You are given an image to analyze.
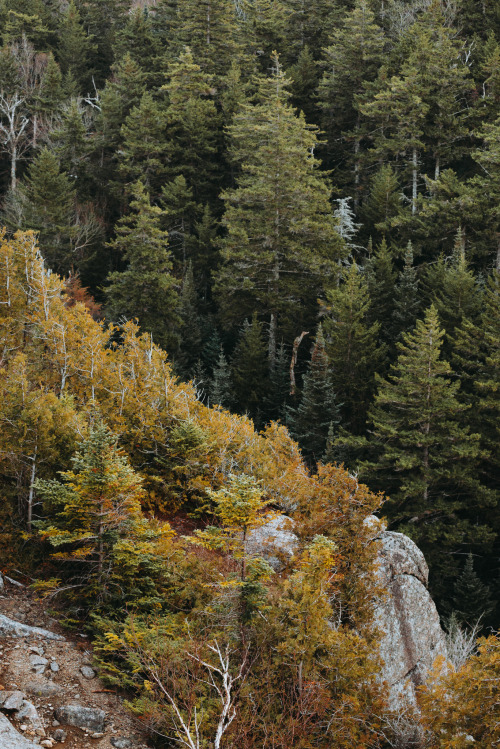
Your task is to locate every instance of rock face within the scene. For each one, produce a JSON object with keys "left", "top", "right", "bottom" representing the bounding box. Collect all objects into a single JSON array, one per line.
[
  {"left": 246, "top": 515, "right": 299, "bottom": 570},
  {"left": 367, "top": 517, "right": 448, "bottom": 707}
]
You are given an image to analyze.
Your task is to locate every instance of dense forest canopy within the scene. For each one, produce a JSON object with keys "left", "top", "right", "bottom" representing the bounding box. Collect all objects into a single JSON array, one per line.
[{"left": 0, "top": 0, "right": 499, "bottom": 744}]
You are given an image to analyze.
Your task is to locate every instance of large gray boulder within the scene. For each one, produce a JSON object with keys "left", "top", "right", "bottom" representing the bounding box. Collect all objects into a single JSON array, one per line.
[
  {"left": 366, "top": 517, "right": 448, "bottom": 707},
  {"left": 0, "top": 713, "right": 39, "bottom": 749},
  {"left": 246, "top": 515, "right": 299, "bottom": 570}
]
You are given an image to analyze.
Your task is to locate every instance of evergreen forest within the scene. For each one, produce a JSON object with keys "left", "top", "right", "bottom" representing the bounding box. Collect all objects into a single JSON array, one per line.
[{"left": 0, "top": 0, "right": 499, "bottom": 745}]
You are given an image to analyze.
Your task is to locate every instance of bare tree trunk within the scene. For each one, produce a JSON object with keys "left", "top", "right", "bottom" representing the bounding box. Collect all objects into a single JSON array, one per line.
[
  {"left": 11, "top": 143, "right": 17, "bottom": 192},
  {"left": 412, "top": 147, "right": 418, "bottom": 214},
  {"left": 27, "top": 443, "right": 37, "bottom": 532}
]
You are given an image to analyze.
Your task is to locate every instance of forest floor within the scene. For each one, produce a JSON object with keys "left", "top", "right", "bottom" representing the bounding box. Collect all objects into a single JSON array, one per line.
[{"left": 0, "top": 577, "right": 150, "bottom": 748}]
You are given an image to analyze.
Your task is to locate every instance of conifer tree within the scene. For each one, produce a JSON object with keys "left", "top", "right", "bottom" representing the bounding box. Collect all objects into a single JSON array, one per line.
[
  {"left": 391, "top": 241, "right": 420, "bottom": 340},
  {"left": 289, "top": 324, "right": 340, "bottom": 463},
  {"left": 52, "top": 99, "right": 93, "bottom": 202},
  {"left": 209, "top": 347, "right": 233, "bottom": 408},
  {"left": 105, "top": 181, "right": 179, "bottom": 349},
  {"left": 323, "top": 262, "right": 383, "bottom": 431},
  {"left": 35, "top": 420, "right": 148, "bottom": 603},
  {"left": 119, "top": 92, "right": 167, "bottom": 196},
  {"left": 451, "top": 553, "right": 495, "bottom": 626},
  {"left": 98, "top": 53, "right": 147, "bottom": 153},
  {"left": 363, "top": 305, "right": 492, "bottom": 597},
  {"left": 22, "top": 147, "right": 76, "bottom": 275},
  {"left": 318, "top": 0, "right": 385, "bottom": 187},
  {"left": 215, "top": 54, "right": 344, "bottom": 366},
  {"left": 112, "top": 8, "right": 162, "bottom": 85},
  {"left": 176, "top": 262, "right": 203, "bottom": 378},
  {"left": 177, "top": 0, "right": 241, "bottom": 78},
  {"left": 360, "top": 164, "right": 401, "bottom": 240},
  {"left": 425, "top": 231, "right": 481, "bottom": 354},
  {"left": 365, "top": 237, "right": 396, "bottom": 339},
  {"left": 162, "top": 48, "right": 221, "bottom": 206},
  {"left": 57, "top": 1, "right": 93, "bottom": 92},
  {"left": 231, "top": 314, "right": 268, "bottom": 422}
]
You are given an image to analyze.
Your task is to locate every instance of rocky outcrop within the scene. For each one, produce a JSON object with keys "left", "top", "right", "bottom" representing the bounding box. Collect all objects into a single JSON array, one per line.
[
  {"left": 246, "top": 515, "right": 299, "bottom": 570},
  {"left": 365, "top": 516, "right": 448, "bottom": 707}
]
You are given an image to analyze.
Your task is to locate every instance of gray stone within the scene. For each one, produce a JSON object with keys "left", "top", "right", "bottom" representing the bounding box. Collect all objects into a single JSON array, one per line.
[
  {"left": 80, "top": 665, "right": 96, "bottom": 679},
  {"left": 17, "top": 700, "right": 43, "bottom": 729},
  {"left": 50, "top": 662, "right": 59, "bottom": 673},
  {"left": 0, "top": 571, "right": 4, "bottom": 593},
  {"left": 26, "top": 682, "right": 62, "bottom": 698},
  {"left": 53, "top": 728, "right": 67, "bottom": 742},
  {"left": 246, "top": 515, "right": 299, "bottom": 570},
  {"left": 369, "top": 522, "right": 448, "bottom": 708},
  {"left": 2, "top": 690, "right": 26, "bottom": 711},
  {"left": 30, "top": 655, "right": 49, "bottom": 675},
  {"left": 111, "top": 739, "right": 134, "bottom": 749},
  {"left": 0, "top": 614, "right": 64, "bottom": 641},
  {"left": 0, "top": 713, "right": 40, "bottom": 748},
  {"left": 54, "top": 705, "right": 107, "bottom": 732}
]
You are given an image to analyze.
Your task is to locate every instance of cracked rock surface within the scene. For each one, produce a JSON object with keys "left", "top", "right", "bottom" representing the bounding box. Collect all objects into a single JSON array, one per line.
[{"left": 366, "top": 518, "right": 448, "bottom": 708}]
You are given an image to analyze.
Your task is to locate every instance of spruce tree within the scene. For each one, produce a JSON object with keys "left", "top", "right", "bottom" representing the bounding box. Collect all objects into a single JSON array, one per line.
[
  {"left": 365, "top": 237, "right": 396, "bottom": 340},
  {"left": 425, "top": 231, "right": 481, "bottom": 355},
  {"left": 119, "top": 92, "right": 168, "bottom": 196},
  {"left": 23, "top": 148, "right": 76, "bottom": 275},
  {"left": 318, "top": 0, "right": 385, "bottom": 188},
  {"left": 215, "top": 54, "right": 344, "bottom": 367},
  {"left": 209, "top": 347, "right": 233, "bottom": 408},
  {"left": 451, "top": 553, "right": 495, "bottom": 626},
  {"left": 57, "top": 1, "right": 94, "bottom": 92},
  {"left": 360, "top": 164, "right": 401, "bottom": 240},
  {"left": 231, "top": 314, "right": 268, "bottom": 423},
  {"left": 323, "top": 262, "right": 383, "bottom": 432},
  {"left": 289, "top": 324, "right": 340, "bottom": 463},
  {"left": 363, "top": 305, "right": 493, "bottom": 599},
  {"left": 391, "top": 241, "right": 420, "bottom": 340},
  {"left": 161, "top": 47, "right": 221, "bottom": 206},
  {"left": 176, "top": 262, "right": 203, "bottom": 378},
  {"left": 105, "top": 181, "right": 179, "bottom": 350}
]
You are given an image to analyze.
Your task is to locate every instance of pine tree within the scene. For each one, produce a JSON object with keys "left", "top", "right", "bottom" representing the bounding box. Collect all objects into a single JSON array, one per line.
[
  {"left": 209, "top": 347, "right": 233, "bottom": 408},
  {"left": 318, "top": 0, "right": 385, "bottom": 191},
  {"left": 112, "top": 8, "right": 162, "bottom": 85},
  {"left": 364, "top": 237, "right": 396, "bottom": 339},
  {"left": 451, "top": 553, "right": 495, "bottom": 626},
  {"left": 35, "top": 420, "right": 147, "bottom": 604},
  {"left": 98, "top": 53, "right": 147, "bottom": 153},
  {"left": 119, "top": 92, "right": 167, "bottom": 196},
  {"left": 231, "top": 314, "right": 269, "bottom": 422},
  {"left": 391, "top": 241, "right": 420, "bottom": 340},
  {"left": 176, "top": 262, "right": 203, "bottom": 378},
  {"left": 161, "top": 47, "right": 221, "bottom": 206},
  {"left": 289, "top": 324, "right": 340, "bottom": 463},
  {"left": 323, "top": 262, "right": 383, "bottom": 432},
  {"left": 57, "top": 1, "right": 94, "bottom": 93},
  {"left": 425, "top": 231, "right": 481, "bottom": 355},
  {"left": 52, "top": 99, "right": 93, "bottom": 202},
  {"left": 363, "top": 306, "right": 493, "bottom": 599},
  {"left": 360, "top": 164, "right": 401, "bottom": 240},
  {"left": 177, "top": 0, "right": 242, "bottom": 79},
  {"left": 215, "top": 54, "right": 345, "bottom": 367},
  {"left": 22, "top": 147, "right": 76, "bottom": 275},
  {"left": 105, "top": 181, "right": 179, "bottom": 349}
]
